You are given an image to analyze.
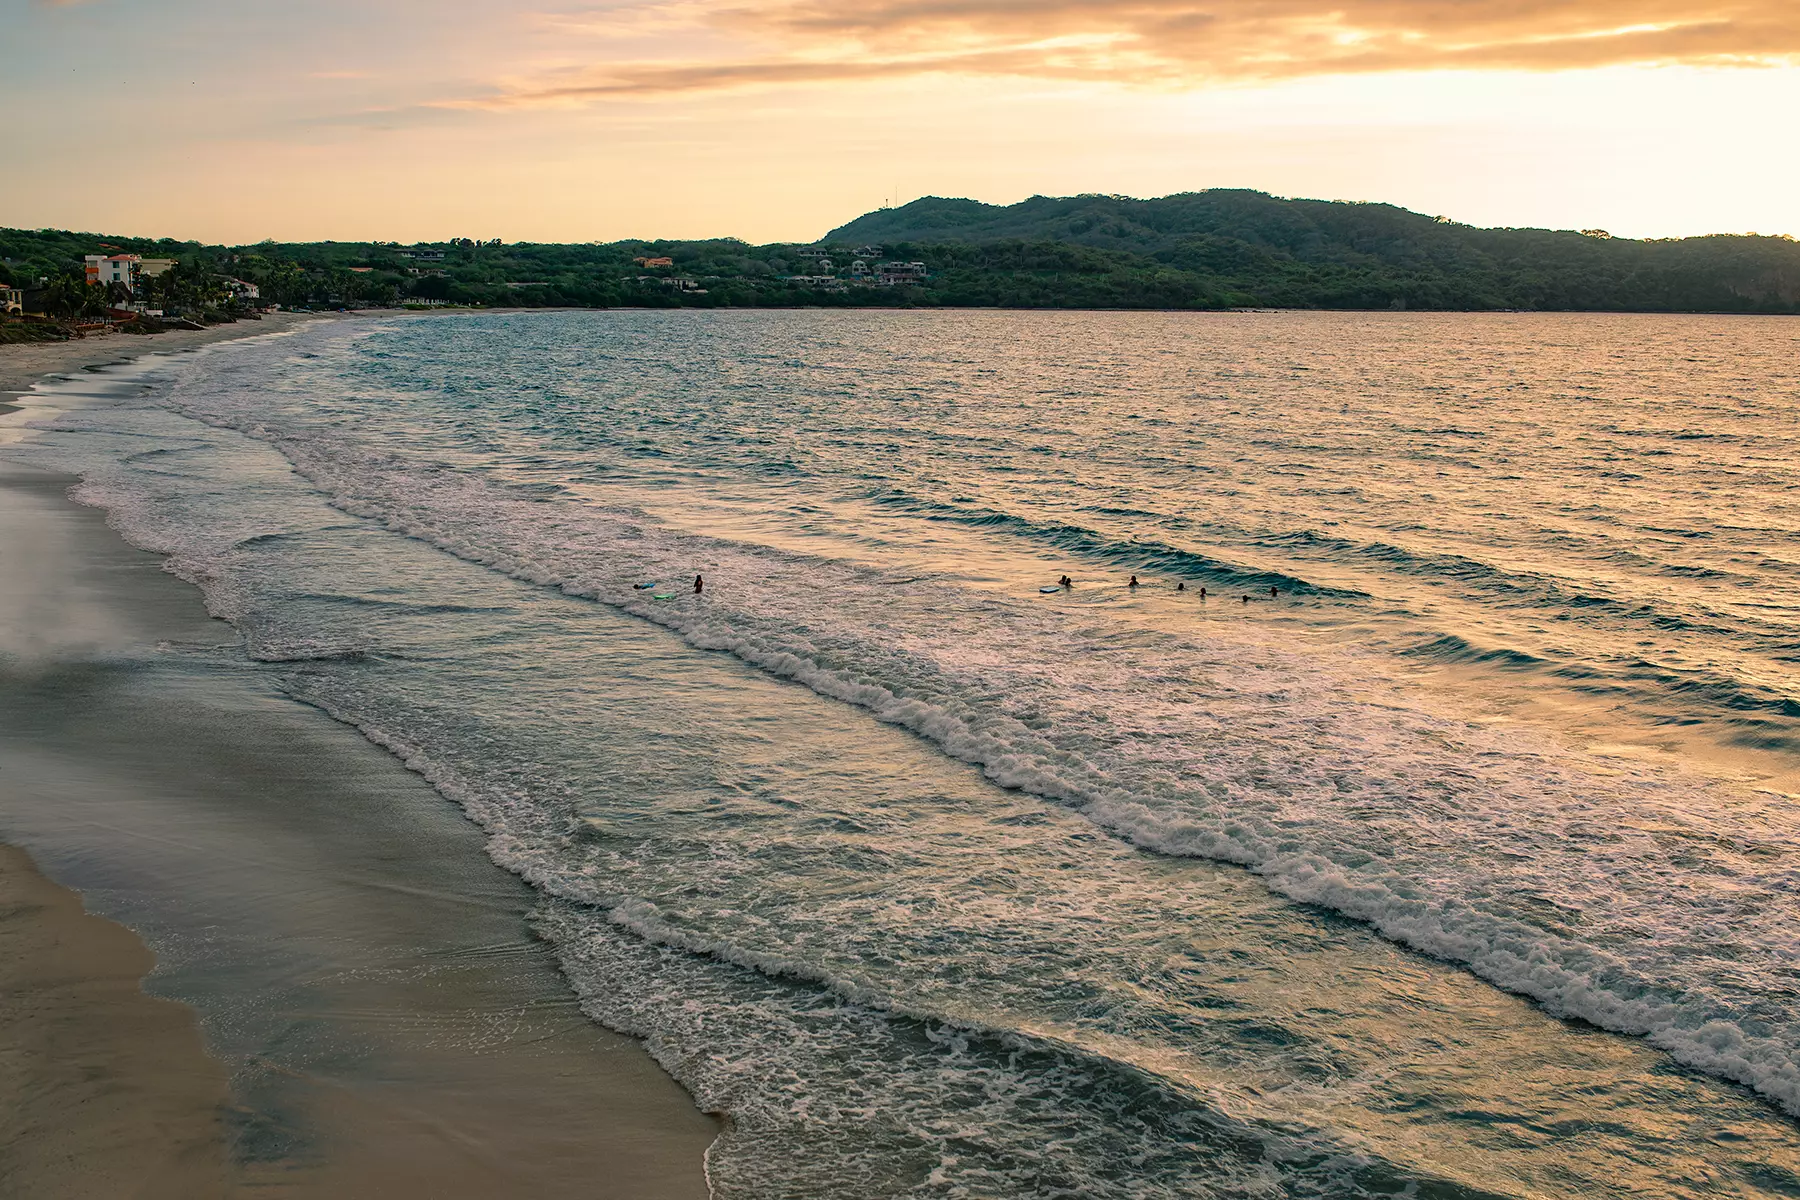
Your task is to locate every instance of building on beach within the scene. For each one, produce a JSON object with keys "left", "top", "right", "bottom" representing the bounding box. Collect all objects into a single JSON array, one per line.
[{"left": 85, "top": 253, "right": 141, "bottom": 290}]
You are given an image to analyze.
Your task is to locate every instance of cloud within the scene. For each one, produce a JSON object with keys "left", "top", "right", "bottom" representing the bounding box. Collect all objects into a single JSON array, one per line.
[{"left": 461, "top": 0, "right": 1800, "bottom": 104}]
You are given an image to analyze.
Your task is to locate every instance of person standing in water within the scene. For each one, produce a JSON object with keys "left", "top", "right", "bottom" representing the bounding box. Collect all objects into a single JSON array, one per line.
[
  {"left": 694, "top": 574, "right": 704, "bottom": 594},
  {"left": 1128, "top": 576, "right": 1140, "bottom": 588},
  {"left": 1176, "top": 581, "right": 1185, "bottom": 592},
  {"left": 1269, "top": 584, "right": 1279, "bottom": 599},
  {"left": 1059, "top": 575, "right": 1072, "bottom": 588}
]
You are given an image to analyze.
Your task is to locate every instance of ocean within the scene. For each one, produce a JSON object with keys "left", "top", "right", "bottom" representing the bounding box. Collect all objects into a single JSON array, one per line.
[{"left": 10, "top": 308, "right": 1800, "bottom": 1197}]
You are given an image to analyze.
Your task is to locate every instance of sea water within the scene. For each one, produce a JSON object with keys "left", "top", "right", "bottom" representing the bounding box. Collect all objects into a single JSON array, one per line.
[{"left": 8, "top": 309, "right": 1800, "bottom": 1197}]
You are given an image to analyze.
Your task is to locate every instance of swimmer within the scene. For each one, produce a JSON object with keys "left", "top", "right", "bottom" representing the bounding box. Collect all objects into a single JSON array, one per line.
[
  {"left": 1242, "top": 595, "right": 1249, "bottom": 604},
  {"left": 1176, "top": 580, "right": 1185, "bottom": 592},
  {"left": 694, "top": 574, "right": 704, "bottom": 594},
  {"left": 1128, "top": 575, "right": 1140, "bottom": 588}
]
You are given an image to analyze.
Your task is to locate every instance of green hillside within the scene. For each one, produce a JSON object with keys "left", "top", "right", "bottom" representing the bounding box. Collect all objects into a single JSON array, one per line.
[
  {"left": 5, "top": 190, "right": 1798, "bottom": 316},
  {"left": 827, "top": 191, "right": 1800, "bottom": 312}
]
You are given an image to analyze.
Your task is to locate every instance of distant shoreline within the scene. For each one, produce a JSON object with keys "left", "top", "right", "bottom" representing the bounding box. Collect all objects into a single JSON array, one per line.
[
  {"left": 0, "top": 312, "right": 333, "bottom": 407},
  {"left": 0, "top": 340, "right": 717, "bottom": 1196}
]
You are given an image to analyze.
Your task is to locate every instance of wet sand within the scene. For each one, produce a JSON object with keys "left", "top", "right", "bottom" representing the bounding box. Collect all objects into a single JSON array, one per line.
[
  {"left": 0, "top": 315, "right": 328, "bottom": 406},
  {"left": 0, "top": 358, "right": 717, "bottom": 1194},
  {"left": 0, "top": 842, "right": 233, "bottom": 1199}
]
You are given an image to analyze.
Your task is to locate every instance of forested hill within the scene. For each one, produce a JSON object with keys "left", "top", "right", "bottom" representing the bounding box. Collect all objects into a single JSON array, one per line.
[
  {"left": 6, "top": 191, "right": 1798, "bottom": 315},
  {"left": 827, "top": 191, "right": 1800, "bottom": 312}
]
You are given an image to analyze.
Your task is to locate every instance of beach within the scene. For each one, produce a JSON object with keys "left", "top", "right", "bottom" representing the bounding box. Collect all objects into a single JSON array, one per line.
[
  {"left": 4, "top": 307, "right": 1798, "bottom": 1197},
  {"left": 0, "top": 326, "right": 718, "bottom": 1196},
  {"left": 0, "top": 318, "right": 326, "bottom": 408}
]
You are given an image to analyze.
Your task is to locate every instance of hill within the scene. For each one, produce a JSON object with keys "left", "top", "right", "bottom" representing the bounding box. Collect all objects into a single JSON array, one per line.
[
  {"left": 826, "top": 190, "right": 1800, "bottom": 312},
  {"left": 5, "top": 191, "right": 1798, "bottom": 316}
]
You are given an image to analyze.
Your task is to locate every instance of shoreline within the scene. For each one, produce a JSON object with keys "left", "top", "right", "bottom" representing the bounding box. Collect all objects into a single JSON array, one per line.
[
  {"left": 0, "top": 334, "right": 718, "bottom": 1196},
  {"left": 0, "top": 313, "right": 336, "bottom": 405},
  {"left": 0, "top": 841, "right": 233, "bottom": 1199}
]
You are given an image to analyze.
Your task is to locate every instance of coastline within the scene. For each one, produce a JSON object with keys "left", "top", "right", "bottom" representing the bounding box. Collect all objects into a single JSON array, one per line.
[
  {"left": 0, "top": 314, "right": 333, "bottom": 408},
  {"left": 0, "top": 841, "right": 233, "bottom": 1200},
  {"left": 0, "top": 331, "right": 719, "bottom": 1196}
]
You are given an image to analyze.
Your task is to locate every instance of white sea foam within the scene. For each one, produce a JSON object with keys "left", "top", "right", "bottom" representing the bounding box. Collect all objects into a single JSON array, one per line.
[
  {"left": 105, "top": 322, "right": 1800, "bottom": 1124},
  {"left": 13, "top": 320, "right": 1800, "bottom": 1200}
]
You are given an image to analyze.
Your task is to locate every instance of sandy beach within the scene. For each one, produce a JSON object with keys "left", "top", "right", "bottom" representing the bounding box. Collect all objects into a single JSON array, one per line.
[
  {"left": 0, "top": 317, "right": 331, "bottom": 408},
  {"left": 0, "top": 842, "right": 234, "bottom": 1199},
  {"left": 0, "top": 329, "right": 717, "bottom": 1196}
]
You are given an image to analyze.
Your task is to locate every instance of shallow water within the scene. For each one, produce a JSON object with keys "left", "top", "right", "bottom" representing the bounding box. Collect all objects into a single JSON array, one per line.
[{"left": 6, "top": 310, "right": 1800, "bottom": 1197}]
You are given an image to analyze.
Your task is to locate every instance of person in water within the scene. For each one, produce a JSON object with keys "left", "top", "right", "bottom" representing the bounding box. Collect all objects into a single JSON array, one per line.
[
  {"left": 1059, "top": 575, "right": 1072, "bottom": 588},
  {"left": 1242, "top": 594, "right": 1249, "bottom": 604},
  {"left": 1128, "top": 576, "right": 1140, "bottom": 588},
  {"left": 694, "top": 574, "right": 704, "bottom": 594},
  {"left": 1199, "top": 587, "right": 1207, "bottom": 599},
  {"left": 1269, "top": 584, "right": 1279, "bottom": 599},
  {"left": 1176, "top": 580, "right": 1185, "bottom": 592}
]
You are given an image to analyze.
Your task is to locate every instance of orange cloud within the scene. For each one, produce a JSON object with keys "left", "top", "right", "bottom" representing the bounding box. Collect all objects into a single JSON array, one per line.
[{"left": 463, "top": 0, "right": 1800, "bottom": 104}]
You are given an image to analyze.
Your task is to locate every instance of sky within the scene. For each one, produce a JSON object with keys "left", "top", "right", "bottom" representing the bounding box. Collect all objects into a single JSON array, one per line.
[{"left": 4, "top": 0, "right": 1797, "bottom": 244}]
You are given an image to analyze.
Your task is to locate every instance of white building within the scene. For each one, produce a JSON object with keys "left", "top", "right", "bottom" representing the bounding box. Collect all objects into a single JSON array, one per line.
[
  {"left": 222, "top": 277, "right": 260, "bottom": 301},
  {"left": 85, "top": 254, "right": 140, "bottom": 291}
]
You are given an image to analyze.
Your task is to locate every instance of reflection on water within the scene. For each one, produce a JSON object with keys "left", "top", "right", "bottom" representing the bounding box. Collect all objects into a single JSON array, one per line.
[{"left": 6, "top": 310, "right": 1800, "bottom": 1197}]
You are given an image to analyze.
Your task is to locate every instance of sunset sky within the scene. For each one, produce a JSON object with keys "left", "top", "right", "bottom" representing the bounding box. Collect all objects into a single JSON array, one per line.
[{"left": 6, "top": 0, "right": 1797, "bottom": 244}]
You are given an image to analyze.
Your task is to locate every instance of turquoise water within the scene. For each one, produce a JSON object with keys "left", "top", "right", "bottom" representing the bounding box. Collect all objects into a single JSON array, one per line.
[{"left": 9, "top": 309, "right": 1800, "bottom": 1197}]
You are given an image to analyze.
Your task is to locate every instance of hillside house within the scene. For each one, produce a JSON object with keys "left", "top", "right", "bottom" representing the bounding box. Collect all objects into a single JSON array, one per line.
[
  {"left": 1, "top": 284, "right": 22, "bottom": 314},
  {"left": 876, "top": 261, "right": 927, "bottom": 286}
]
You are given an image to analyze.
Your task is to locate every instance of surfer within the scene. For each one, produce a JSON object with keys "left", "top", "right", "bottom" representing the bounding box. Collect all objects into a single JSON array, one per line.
[{"left": 694, "top": 574, "right": 704, "bottom": 594}]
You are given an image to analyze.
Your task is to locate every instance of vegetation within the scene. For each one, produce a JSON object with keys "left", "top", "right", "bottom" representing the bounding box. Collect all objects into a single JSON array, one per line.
[
  {"left": 829, "top": 192, "right": 1800, "bottom": 312},
  {"left": 4, "top": 191, "right": 1798, "bottom": 317}
]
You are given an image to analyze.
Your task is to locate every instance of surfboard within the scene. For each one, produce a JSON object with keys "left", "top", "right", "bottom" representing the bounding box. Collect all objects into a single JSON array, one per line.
[
  {"left": 652, "top": 593, "right": 674, "bottom": 600},
  {"left": 1039, "top": 585, "right": 1062, "bottom": 593}
]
